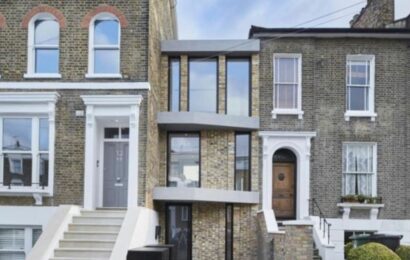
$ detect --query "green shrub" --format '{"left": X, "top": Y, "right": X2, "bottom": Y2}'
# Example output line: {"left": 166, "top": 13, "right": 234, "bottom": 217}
{"left": 396, "top": 245, "right": 410, "bottom": 260}
{"left": 348, "top": 242, "right": 400, "bottom": 260}
{"left": 345, "top": 242, "right": 353, "bottom": 257}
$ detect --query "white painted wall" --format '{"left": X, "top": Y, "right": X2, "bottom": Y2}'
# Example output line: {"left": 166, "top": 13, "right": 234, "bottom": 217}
{"left": 0, "top": 206, "right": 57, "bottom": 229}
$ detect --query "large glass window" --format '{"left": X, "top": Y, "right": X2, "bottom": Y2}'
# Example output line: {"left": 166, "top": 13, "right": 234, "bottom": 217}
{"left": 1, "top": 117, "right": 49, "bottom": 188}
{"left": 189, "top": 58, "right": 218, "bottom": 113}
{"left": 169, "top": 58, "right": 181, "bottom": 112}
{"left": 235, "top": 133, "right": 250, "bottom": 191}
{"left": 166, "top": 205, "right": 192, "bottom": 260}
{"left": 168, "top": 133, "right": 200, "bottom": 188}
{"left": 274, "top": 55, "right": 301, "bottom": 110}
{"left": 227, "top": 58, "right": 250, "bottom": 116}
{"left": 343, "top": 143, "right": 376, "bottom": 196}
{"left": 225, "top": 204, "right": 233, "bottom": 260}
{"left": 0, "top": 227, "right": 42, "bottom": 260}
{"left": 90, "top": 15, "right": 120, "bottom": 75}
{"left": 346, "top": 56, "right": 374, "bottom": 112}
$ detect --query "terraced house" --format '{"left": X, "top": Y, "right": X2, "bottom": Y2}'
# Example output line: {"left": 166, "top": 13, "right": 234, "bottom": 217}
{"left": 0, "top": 0, "right": 410, "bottom": 260}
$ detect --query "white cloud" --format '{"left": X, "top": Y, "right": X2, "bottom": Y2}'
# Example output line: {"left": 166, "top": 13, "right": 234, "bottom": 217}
{"left": 177, "top": 0, "right": 410, "bottom": 40}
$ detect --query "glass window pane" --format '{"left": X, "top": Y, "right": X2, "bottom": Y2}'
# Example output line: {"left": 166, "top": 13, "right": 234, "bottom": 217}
{"left": 189, "top": 59, "right": 217, "bottom": 113}
{"left": 276, "top": 84, "right": 297, "bottom": 109}
{"left": 94, "top": 49, "right": 120, "bottom": 74}
{"left": 39, "top": 154, "right": 49, "bottom": 187}
{"left": 32, "top": 229, "right": 42, "bottom": 247}
{"left": 276, "top": 58, "right": 297, "bottom": 83}
{"left": 169, "top": 58, "right": 180, "bottom": 112}
{"left": 3, "top": 154, "right": 32, "bottom": 186}
{"left": 35, "top": 49, "right": 59, "bottom": 74}
{"left": 349, "top": 62, "right": 368, "bottom": 85}
{"left": 0, "top": 229, "right": 25, "bottom": 250}
{"left": 3, "top": 119, "right": 32, "bottom": 151}
{"left": 348, "top": 86, "right": 368, "bottom": 111}
{"left": 94, "top": 20, "right": 119, "bottom": 45}
{"left": 166, "top": 205, "right": 191, "bottom": 260}
{"left": 39, "top": 119, "right": 49, "bottom": 151}
{"left": 168, "top": 134, "right": 200, "bottom": 187}
{"left": 0, "top": 252, "right": 25, "bottom": 260}
{"left": 225, "top": 204, "right": 233, "bottom": 260}
{"left": 35, "top": 20, "right": 59, "bottom": 45}
{"left": 235, "top": 134, "right": 250, "bottom": 191}
{"left": 104, "top": 128, "right": 119, "bottom": 139}
{"left": 121, "top": 128, "right": 129, "bottom": 139}
{"left": 227, "top": 59, "right": 250, "bottom": 116}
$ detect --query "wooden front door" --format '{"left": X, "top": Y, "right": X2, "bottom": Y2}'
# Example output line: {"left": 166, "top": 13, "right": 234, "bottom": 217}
{"left": 272, "top": 163, "right": 296, "bottom": 219}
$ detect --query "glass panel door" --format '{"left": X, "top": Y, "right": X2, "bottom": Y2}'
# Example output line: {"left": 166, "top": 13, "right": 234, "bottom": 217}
{"left": 166, "top": 204, "right": 192, "bottom": 260}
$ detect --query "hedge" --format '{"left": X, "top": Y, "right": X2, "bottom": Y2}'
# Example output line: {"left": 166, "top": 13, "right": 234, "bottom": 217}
{"left": 348, "top": 242, "right": 400, "bottom": 260}
{"left": 396, "top": 245, "right": 410, "bottom": 260}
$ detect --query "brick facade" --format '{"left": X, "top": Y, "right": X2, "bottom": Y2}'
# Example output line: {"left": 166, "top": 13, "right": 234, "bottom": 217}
{"left": 21, "top": 4, "right": 67, "bottom": 28}
{"left": 350, "top": 0, "right": 395, "bottom": 28}
{"left": 272, "top": 224, "right": 314, "bottom": 260}
{"left": 257, "top": 37, "right": 410, "bottom": 219}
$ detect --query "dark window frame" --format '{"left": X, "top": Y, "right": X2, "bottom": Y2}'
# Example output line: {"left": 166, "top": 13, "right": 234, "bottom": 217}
{"left": 168, "top": 56, "right": 181, "bottom": 112}
{"left": 225, "top": 56, "right": 252, "bottom": 117}
{"left": 225, "top": 203, "right": 234, "bottom": 260}
{"left": 234, "top": 132, "right": 252, "bottom": 191}
{"left": 166, "top": 132, "right": 202, "bottom": 188}
{"left": 165, "top": 203, "right": 193, "bottom": 260}
{"left": 187, "top": 57, "right": 219, "bottom": 113}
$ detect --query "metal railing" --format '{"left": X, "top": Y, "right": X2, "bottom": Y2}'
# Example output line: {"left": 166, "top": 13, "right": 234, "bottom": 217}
{"left": 310, "top": 198, "right": 331, "bottom": 244}
{"left": 0, "top": 182, "right": 47, "bottom": 190}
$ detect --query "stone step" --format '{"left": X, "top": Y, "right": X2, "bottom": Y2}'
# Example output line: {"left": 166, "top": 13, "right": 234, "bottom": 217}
{"left": 68, "top": 223, "right": 121, "bottom": 232}
{"left": 81, "top": 210, "right": 126, "bottom": 218}
{"left": 72, "top": 216, "right": 124, "bottom": 225}
{"left": 54, "top": 248, "right": 111, "bottom": 258}
{"left": 59, "top": 239, "right": 116, "bottom": 249}
{"left": 64, "top": 231, "right": 119, "bottom": 241}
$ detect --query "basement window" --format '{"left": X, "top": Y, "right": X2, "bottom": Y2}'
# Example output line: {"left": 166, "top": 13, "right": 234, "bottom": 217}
{"left": 0, "top": 227, "right": 42, "bottom": 260}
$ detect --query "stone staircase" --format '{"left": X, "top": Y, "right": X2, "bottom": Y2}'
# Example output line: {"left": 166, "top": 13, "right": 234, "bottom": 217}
{"left": 313, "top": 243, "right": 322, "bottom": 260}
{"left": 50, "top": 209, "right": 126, "bottom": 260}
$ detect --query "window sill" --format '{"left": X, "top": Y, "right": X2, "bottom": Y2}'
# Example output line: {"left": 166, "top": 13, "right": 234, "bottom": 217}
{"left": 272, "top": 109, "right": 304, "bottom": 119}
{"left": 0, "top": 186, "right": 51, "bottom": 194}
{"left": 344, "top": 111, "right": 377, "bottom": 121}
{"left": 24, "top": 73, "right": 62, "bottom": 79}
{"left": 85, "top": 73, "right": 123, "bottom": 79}
{"left": 337, "top": 203, "right": 384, "bottom": 220}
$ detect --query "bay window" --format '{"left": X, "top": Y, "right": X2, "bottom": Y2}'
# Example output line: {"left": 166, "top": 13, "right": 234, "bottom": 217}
{"left": 342, "top": 143, "right": 377, "bottom": 196}
{"left": 345, "top": 55, "right": 376, "bottom": 121}
{"left": 1, "top": 117, "right": 49, "bottom": 189}
{"left": 272, "top": 54, "right": 303, "bottom": 119}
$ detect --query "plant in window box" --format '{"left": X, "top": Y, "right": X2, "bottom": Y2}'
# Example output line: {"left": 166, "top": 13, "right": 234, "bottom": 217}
{"left": 341, "top": 195, "right": 359, "bottom": 203}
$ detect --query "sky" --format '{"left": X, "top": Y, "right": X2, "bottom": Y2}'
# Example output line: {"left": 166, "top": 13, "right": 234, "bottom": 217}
{"left": 176, "top": 0, "right": 410, "bottom": 39}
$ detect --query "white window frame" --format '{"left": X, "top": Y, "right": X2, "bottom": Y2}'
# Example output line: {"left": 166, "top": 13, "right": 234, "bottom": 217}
{"left": 0, "top": 226, "right": 42, "bottom": 257}
{"left": 345, "top": 55, "right": 377, "bottom": 121}
{"left": 0, "top": 92, "right": 58, "bottom": 200}
{"left": 86, "top": 12, "right": 122, "bottom": 79}
{"left": 24, "top": 13, "right": 61, "bottom": 79}
{"left": 272, "top": 53, "right": 304, "bottom": 119}
{"left": 342, "top": 142, "right": 377, "bottom": 197}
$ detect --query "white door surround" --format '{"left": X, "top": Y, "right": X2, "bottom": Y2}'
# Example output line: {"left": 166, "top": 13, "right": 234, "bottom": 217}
{"left": 260, "top": 131, "right": 316, "bottom": 220}
{"left": 82, "top": 95, "right": 143, "bottom": 209}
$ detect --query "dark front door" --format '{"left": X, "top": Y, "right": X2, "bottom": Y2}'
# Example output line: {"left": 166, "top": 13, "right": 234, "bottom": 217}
{"left": 103, "top": 142, "right": 129, "bottom": 207}
{"left": 272, "top": 163, "right": 296, "bottom": 219}
{"left": 166, "top": 204, "right": 192, "bottom": 260}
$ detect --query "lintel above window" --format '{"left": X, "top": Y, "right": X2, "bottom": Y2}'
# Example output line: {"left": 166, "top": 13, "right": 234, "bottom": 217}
{"left": 272, "top": 53, "right": 303, "bottom": 119}
{"left": 345, "top": 55, "right": 377, "bottom": 121}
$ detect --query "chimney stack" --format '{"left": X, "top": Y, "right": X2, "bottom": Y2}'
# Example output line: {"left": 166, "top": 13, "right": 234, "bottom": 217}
{"left": 350, "top": 0, "right": 395, "bottom": 28}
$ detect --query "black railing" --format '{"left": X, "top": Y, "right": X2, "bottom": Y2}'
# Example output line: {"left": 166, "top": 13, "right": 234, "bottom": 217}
{"left": 310, "top": 198, "right": 331, "bottom": 244}
{"left": 0, "top": 182, "right": 47, "bottom": 190}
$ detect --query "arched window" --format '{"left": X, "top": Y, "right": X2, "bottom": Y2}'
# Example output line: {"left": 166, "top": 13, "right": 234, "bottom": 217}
{"left": 26, "top": 13, "right": 60, "bottom": 77}
{"left": 87, "top": 13, "right": 121, "bottom": 77}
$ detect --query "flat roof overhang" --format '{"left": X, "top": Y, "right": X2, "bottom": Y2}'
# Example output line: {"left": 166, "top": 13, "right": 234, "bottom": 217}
{"left": 153, "top": 187, "right": 259, "bottom": 204}
{"left": 157, "top": 112, "right": 259, "bottom": 131}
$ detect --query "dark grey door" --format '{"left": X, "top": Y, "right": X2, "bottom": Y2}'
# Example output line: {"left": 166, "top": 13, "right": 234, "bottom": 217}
{"left": 166, "top": 204, "right": 192, "bottom": 260}
{"left": 103, "top": 142, "right": 129, "bottom": 207}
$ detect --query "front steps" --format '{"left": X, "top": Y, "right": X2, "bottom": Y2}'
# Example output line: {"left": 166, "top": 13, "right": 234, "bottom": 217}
{"left": 50, "top": 209, "right": 126, "bottom": 260}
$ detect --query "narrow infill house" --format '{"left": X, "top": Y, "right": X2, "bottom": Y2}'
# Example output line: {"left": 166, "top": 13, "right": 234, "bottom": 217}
{"left": 251, "top": 0, "right": 410, "bottom": 259}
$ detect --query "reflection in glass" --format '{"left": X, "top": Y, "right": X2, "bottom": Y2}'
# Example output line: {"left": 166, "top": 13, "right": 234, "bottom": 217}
{"left": 227, "top": 59, "right": 250, "bottom": 116}
{"left": 94, "top": 20, "right": 119, "bottom": 45}
{"left": 169, "top": 58, "right": 180, "bottom": 112}
{"left": 235, "top": 134, "right": 250, "bottom": 191}
{"left": 39, "top": 154, "right": 49, "bottom": 187}
{"left": 35, "top": 49, "right": 59, "bottom": 74}
{"left": 39, "top": 119, "right": 49, "bottom": 151}
{"left": 189, "top": 58, "right": 217, "bottom": 113}
{"left": 35, "top": 20, "right": 59, "bottom": 45}
{"left": 3, "top": 154, "right": 32, "bottom": 186}
{"left": 168, "top": 134, "right": 200, "bottom": 187}
{"left": 347, "top": 60, "right": 371, "bottom": 111}
{"left": 104, "top": 128, "right": 119, "bottom": 139}
{"left": 121, "top": 128, "right": 129, "bottom": 139}
{"left": 167, "top": 205, "right": 191, "bottom": 260}
{"left": 3, "top": 119, "right": 32, "bottom": 151}
{"left": 34, "top": 20, "right": 59, "bottom": 74}
{"left": 94, "top": 49, "right": 120, "bottom": 74}
{"left": 225, "top": 204, "right": 233, "bottom": 260}
{"left": 274, "top": 57, "right": 299, "bottom": 109}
